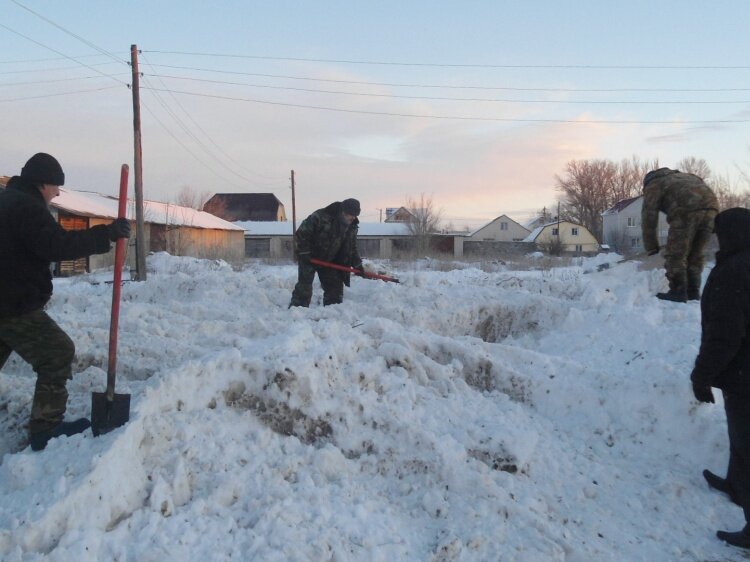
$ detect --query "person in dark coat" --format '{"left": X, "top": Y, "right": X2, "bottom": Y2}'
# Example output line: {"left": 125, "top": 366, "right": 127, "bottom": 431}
{"left": 641, "top": 168, "right": 718, "bottom": 302}
{"left": 0, "top": 153, "right": 131, "bottom": 451}
{"left": 289, "top": 198, "right": 364, "bottom": 307}
{"left": 689, "top": 207, "right": 750, "bottom": 548}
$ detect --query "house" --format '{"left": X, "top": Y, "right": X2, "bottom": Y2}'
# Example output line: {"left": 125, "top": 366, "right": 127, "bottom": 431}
{"left": 203, "top": 193, "right": 286, "bottom": 222}
{"left": 384, "top": 207, "right": 415, "bottom": 223}
{"left": 454, "top": 215, "right": 533, "bottom": 258}
{"left": 237, "top": 221, "right": 415, "bottom": 260}
{"left": 601, "top": 195, "right": 668, "bottom": 255}
{"left": 0, "top": 177, "right": 245, "bottom": 274}
{"left": 524, "top": 220, "right": 600, "bottom": 255}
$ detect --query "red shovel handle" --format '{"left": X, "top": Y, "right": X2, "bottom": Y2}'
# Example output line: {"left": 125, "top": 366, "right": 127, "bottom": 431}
{"left": 107, "top": 164, "right": 129, "bottom": 399}
{"left": 309, "top": 257, "right": 400, "bottom": 283}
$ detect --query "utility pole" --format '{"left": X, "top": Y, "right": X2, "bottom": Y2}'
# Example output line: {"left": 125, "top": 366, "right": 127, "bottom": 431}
{"left": 290, "top": 170, "right": 297, "bottom": 257}
{"left": 377, "top": 208, "right": 383, "bottom": 222}
{"left": 130, "top": 44, "right": 147, "bottom": 280}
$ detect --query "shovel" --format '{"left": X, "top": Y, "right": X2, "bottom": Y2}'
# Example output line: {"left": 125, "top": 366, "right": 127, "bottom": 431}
{"left": 309, "top": 257, "right": 400, "bottom": 283}
{"left": 92, "top": 164, "right": 131, "bottom": 436}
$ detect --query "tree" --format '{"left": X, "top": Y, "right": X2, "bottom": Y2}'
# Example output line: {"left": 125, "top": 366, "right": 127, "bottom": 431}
{"left": 175, "top": 185, "right": 212, "bottom": 210}
{"left": 676, "top": 156, "right": 711, "bottom": 180}
{"left": 555, "top": 156, "right": 657, "bottom": 241}
{"left": 404, "top": 193, "right": 442, "bottom": 256}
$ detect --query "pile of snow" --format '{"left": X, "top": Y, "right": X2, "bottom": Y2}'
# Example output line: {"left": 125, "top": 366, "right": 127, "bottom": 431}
{"left": 0, "top": 252, "right": 744, "bottom": 561}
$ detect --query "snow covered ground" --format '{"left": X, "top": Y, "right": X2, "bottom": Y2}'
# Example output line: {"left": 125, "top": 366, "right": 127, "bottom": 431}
{"left": 0, "top": 252, "right": 746, "bottom": 561}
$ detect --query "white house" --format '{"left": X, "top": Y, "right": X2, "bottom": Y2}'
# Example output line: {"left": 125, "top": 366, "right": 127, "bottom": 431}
{"left": 601, "top": 196, "right": 668, "bottom": 255}
{"left": 524, "top": 220, "right": 600, "bottom": 255}
{"left": 454, "top": 215, "right": 532, "bottom": 258}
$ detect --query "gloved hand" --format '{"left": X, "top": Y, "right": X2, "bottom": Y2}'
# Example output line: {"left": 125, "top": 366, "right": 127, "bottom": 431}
{"left": 647, "top": 247, "right": 660, "bottom": 256}
{"left": 353, "top": 263, "right": 365, "bottom": 276}
{"left": 107, "top": 218, "right": 131, "bottom": 241}
{"left": 692, "top": 383, "right": 715, "bottom": 404}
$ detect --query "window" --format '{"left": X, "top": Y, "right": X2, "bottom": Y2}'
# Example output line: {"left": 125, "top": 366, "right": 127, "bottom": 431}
{"left": 357, "top": 238, "right": 381, "bottom": 257}
{"left": 631, "top": 237, "right": 641, "bottom": 248}
{"left": 571, "top": 227, "right": 579, "bottom": 236}
{"left": 245, "top": 238, "right": 271, "bottom": 258}
{"left": 500, "top": 222, "right": 508, "bottom": 230}
{"left": 627, "top": 217, "right": 636, "bottom": 227}
{"left": 551, "top": 228, "right": 559, "bottom": 236}
{"left": 575, "top": 244, "right": 583, "bottom": 253}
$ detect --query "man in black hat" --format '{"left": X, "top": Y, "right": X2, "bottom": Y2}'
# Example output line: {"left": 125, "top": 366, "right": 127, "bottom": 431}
{"left": 289, "top": 198, "right": 364, "bottom": 307}
{"left": 0, "top": 153, "right": 131, "bottom": 451}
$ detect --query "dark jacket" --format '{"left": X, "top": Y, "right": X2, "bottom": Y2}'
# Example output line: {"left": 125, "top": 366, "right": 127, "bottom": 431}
{"left": 641, "top": 168, "right": 718, "bottom": 253}
{"left": 0, "top": 176, "right": 112, "bottom": 318}
{"left": 690, "top": 208, "right": 750, "bottom": 394}
{"left": 295, "top": 201, "right": 362, "bottom": 267}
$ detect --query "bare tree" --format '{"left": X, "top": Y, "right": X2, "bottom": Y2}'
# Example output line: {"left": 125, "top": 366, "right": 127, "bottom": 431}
{"left": 404, "top": 193, "right": 442, "bottom": 256}
{"left": 676, "top": 156, "right": 711, "bottom": 180}
{"left": 711, "top": 173, "right": 750, "bottom": 210}
{"left": 175, "top": 185, "right": 212, "bottom": 210}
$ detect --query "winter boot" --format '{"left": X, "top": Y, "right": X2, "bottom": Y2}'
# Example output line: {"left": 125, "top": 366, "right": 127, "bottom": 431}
{"left": 703, "top": 470, "right": 741, "bottom": 505}
{"left": 30, "top": 417, "right": 91, "bottom": 451}
{"left": 656, "top": 288, "right": 688, "bottom": 303}
{"left": 687, "top": 272, "right": 702, "bottom": 301}
{"left": 717, "top": 525, "right": 750, "bottom": 549}
{"left": 687, "top": 289, "right": 701, "bottom": 301}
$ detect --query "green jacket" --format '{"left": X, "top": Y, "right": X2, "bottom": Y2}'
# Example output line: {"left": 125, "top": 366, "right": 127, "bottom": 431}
{"left": 295, "top": 201, "right": 362, "bottom": 268}
{"left": 641, "top": 168, "right": 718, "bottom": 253}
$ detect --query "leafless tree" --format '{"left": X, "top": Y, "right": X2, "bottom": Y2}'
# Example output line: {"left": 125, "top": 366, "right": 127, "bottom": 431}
{"left": 404, "top": 193, "right": 442, "bottom": 256}
{"left": 711, "top": 173, "right": 750, "bottom": 210}
{"left": 676, "top": 156, "right": 711, "bottom": 180}
{"left": 175, "top": 185, "right": 212, "bottom": 210}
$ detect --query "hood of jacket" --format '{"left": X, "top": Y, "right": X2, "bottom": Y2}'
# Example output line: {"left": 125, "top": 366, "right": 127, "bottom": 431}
{"left": 715, "top": 207, "right": 750, "bottom": 261}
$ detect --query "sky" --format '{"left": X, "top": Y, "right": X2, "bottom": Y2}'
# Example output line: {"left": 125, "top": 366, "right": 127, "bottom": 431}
{"left": 2, "top": 0, "right": 750, "bottom": 228}
{"left": 2, "top": 251, "right": 749, "bottom": 560}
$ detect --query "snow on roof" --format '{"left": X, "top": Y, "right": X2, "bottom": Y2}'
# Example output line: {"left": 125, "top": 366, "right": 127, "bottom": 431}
{"left": 52, "top": 188, "right": 244, "bottom": 231}
{"left": 237, "top": 221, "right": 412, "bottom": 236}
{"left": 602, "top": 196, "right": 642, "bottom": 216}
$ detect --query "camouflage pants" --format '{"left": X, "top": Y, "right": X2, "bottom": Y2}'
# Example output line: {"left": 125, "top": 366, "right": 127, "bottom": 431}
{"left": 664, "top": 209, "right": 717, "bottom": 293}
{"left": 289, "top": 262, "right": 344, "bottom": 307}
{"left": 0, "top": 309, "right": 75, "bottom": 433}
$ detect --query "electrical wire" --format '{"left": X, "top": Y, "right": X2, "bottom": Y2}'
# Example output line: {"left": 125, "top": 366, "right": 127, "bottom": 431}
{"left": 0, "top": 73, "right": 130, "bottom": 87}
{"left": 143, "top": 63, "right": 750, "bottom": 93}
{"left": 0, "top": 85, "right": 121, "bottom": 102}
{"left": 144, "top": 72, "right": 750, "bottom": 105}
{"left": 140, "top": 86, "right": 750, "bottom": 125}
{"left": 142, "top": 50, "right": 750, "bottom": 70}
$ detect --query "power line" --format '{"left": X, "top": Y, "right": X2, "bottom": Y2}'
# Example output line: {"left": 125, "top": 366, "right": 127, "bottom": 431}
{"left": 142, "top": 50, "right": 750, "bottom": 70}
{"left": 10, "top": 0, "right": 127, "bottom": 66}
{"left": 140, "top": 86, "right": 750, "bottom": 125}
{"left": 0, "top": 62, "right": 122, "bottom": 75}
{"left": 0, "top": 53, "right": 120, "bottom": 64}
{"left": 0, "top": 23, "right": 128, "bottom": 85}
{"left": 145, "top": 63, "right": 750, "bottom": 93}
{"left": 0, "top": 85, "right": 121, "bottom": 102}
{"left": 0, "top": 73, "right": 130, "bottom": 87}
{"left": 144, "top": 72, "right": 750, "bottom": 105}
{"left": 139, "top": 53, "right": 280, "bottom": 183}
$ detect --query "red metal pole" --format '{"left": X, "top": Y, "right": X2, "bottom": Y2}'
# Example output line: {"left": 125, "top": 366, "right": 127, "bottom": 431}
{"left": 107, "top": 164, "right": 129, "bottom": 400}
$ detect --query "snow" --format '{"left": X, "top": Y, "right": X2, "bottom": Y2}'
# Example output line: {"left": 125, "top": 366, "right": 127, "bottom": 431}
{"left": 52, "top": 189, "right": 243, "bottom": 231}
{"left": 0, "top": 251, "right": 745, "bottom": 561}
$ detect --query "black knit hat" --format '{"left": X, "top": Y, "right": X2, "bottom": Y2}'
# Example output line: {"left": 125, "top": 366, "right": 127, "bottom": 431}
{"left": 21, "top": 153, "right": 65, "bottom": 186}
{"left": 342, "top": 198, "right": 361, "bottom": 216}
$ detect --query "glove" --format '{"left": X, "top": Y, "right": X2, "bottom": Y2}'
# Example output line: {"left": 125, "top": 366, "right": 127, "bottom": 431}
{"left": 646, "top": 247, "right": 660, "bottom": 256}
{"left": 107, "top": 218, "right": 131, "bottom": 241}
{"left": 353, "top": 263, "right": 365, "bottom": 276}
{"left": 692, "top": 383, "right": 715, "bottom": 404}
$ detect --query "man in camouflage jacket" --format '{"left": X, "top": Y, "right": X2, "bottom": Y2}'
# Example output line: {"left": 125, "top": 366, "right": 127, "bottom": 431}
{"left": 0, "top": 153, "right": 131, "bottom": 451}
{"left": 641, "top": 167, "right": 718, "bottom": 302}
{"left": 289, "top": 198, "right": 364, "bottom": 307}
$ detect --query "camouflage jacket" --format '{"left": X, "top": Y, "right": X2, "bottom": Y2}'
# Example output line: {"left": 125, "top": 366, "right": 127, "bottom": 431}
{"left": 641, "top": 168, "right": 718, "bottom": 252}
{"left": 295, "top": 201, "right": 362, "bottom": 267}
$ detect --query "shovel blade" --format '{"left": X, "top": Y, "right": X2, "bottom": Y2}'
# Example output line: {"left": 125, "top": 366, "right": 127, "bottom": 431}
{"left": 91, "top": 392, "right": 131, "bottom": 436}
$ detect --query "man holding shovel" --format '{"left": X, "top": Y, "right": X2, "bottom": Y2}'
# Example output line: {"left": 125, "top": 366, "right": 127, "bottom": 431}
{"left": 0, "top": 153, "right": 131, "bottom": 451}
{"left": 641, "top": 167, "right": 718, "bottom": 302}
{"left": 290, "top": 198, "right": 364, "bottom": 307}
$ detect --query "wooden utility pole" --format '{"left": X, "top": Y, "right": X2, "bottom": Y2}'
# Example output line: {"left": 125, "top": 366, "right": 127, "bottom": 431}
{"left": 130, "top": 44, "right": 147, "bottom": 280}
{"left": 290, "top": 170, "right": 297, "bottom": 233}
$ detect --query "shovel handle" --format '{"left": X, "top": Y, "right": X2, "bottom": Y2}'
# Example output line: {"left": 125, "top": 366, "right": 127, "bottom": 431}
{"left": 309, "top": 258, "right": 400, "bottom": 283}
{"left": 107, "top": 164, "right": 129, "bottom": 399}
